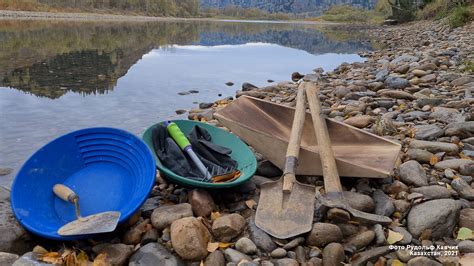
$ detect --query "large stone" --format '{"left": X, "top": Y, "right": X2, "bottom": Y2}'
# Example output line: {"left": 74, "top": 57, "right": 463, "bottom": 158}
{"left": 459, "top": 208, "right": 474, "bottom": 230}
{"left": 344, "top": 115, "right": 373, "bottom": 128}
{"left": 407, "top": 199, "right": 460, "bottom": 239}
{"left": 434, "top": 159, "right": 473, "bottom": 170}
{"left": 151, "top": 203, "right": 193, "bottom": 230}
{"left": 373, "top": 190, "right": 395, "bottom": 217}
{"left": 129, "top": 242, "right": 183, "bottom": 266}
{"left": 451, "top": 178, "right": 474, "bottom": 200}
{"left": 344, "top": 231, "right": 375, "bottom": 251}
{"left": 391, "top": 55, "right": 419, "bottom": 64}
{"left": 322, "top": 243, "right": 345, "bottom": 266}
{"left": 414, "top": 125, "right": 444, "bottom": 140}
{"left": 204, "top": 250, "right": 225, "bottom": 266}
{"left": 398, "top": 160, "right": 428, "bottom": 187}
{"left": 0, "top": 198, "right": 29, "bottom": 253}
{"left": 223, "top": 248, "right": 251, "bottom": 263}
{"left": 247, "top": 216, "right": 277, "bottom": 252}
{"left": 170, "top": 217, "right": 209, "bottom": 261}
{"left": 406, "top": 149, "right": 434, "bottom": 164}
{"left": 0, "top": 252, "right": 19, "bottom": 265}
{"left": 212, "top": 213, "right": 245, "bottom": 242}
{"left": 93, "top": 243, "right": 133, "bottom": 265}
{"left": 411, "top": 186, "right": 455, "bottom": 200}
{"left": 445, "top": 121, "right": 474, "bottom": 138}
{"left": 430, "top": 107, "right": 465, "bottom": 123}
{"left": 342, "top": 191, "right": 375, "bottom": 212}
{"left": 409, "top": 139, "right": 459, "bottom": 154}
{"left": 306, "top": 223, "right": 343, "bottom": 247}
{"left": 188, "top": 189, "right": 215, "bottom": 217}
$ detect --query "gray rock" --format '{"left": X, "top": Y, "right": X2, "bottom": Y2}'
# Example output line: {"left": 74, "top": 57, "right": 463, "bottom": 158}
{"left": 391, "top": 55, "right": 419, "bottom": 64}
{"left": 459, "top": 240, "right": 474, "bottom": 253}
{"left": 188, "top": 189, "right": 215, "bottom": 217}
{"left": 349, "top": 246, "right": 391, "bottom": 266}
{"left": 93, "top": 243, "right": 133, "bottom": 265}
{"left": 306, "top": 223, "right": 343, "bottom": 247}
{"left": 141, "top": 228, "right": 158, "bottom": 245}
{"left": 393, "top": 200, "right": 411, "bottom": 215}
{"left": 398, "top": 160, "right": 428, "bottom": 187}
{"left": 460, "top": 163, "right": 474, "bottom": 176}
{"left": 274, "top": 258, "right": 298, "bottom": 266}
{"left": 459, "top": 208, "right": 474, "bottom": 230}
{"left": 0, "top": 252, "right": 19, "bottom": 265}
{"left": 0, "top": 197, "right": 29, "bottom": 253}
{"left": 380, "top": 89, "right": 415, "bottom": 99}
{"left": 212, "top": 213, "right": 245, "bottom": 242}
{"left": 435, "top": 159, "right": 473, "bottom": 170}
{"left": 247, "top": 216, "right": 277, "bottom": 252}
{"left": 375, "top": 69, "right": 389, "bottom": 82}
{"left": 419, "top": 74, "right": 437, "bottom": 83}
{"left": 396, "top": 249, "right": 413, "bottom": 262}
{"left": 384, "top": 77, "right": 409, "bottom": 89}
{"left": 373, "top": 224, "right": 386, "bottom": 245}
{"left": 409, "top": 139, "right": 459, "bottom": 154}
{"left": 199, "top": 102, "right": 214, "bottom": 109}
{"left": 407, "top": 199, "right": 460, "bottom": 239}
{"left": 406, "top": 149, "right": 434, "bottom": 164}
{"left": 430, "top": 107, "right": 465, "bottom": 123}
{"left": 223, "top": 248, "right": 251, "bottom": 263}
{"left": 407, "top": 256, "right": 442, "bottom": 266}
{"left": 322, "top": 243, "right": 345, "bottom": 266}
{"left": 282, "top": 237, "right": 305, "bottom": 250}
{"left": 414, "top": 125, "right": 444, "bottom": 140}
{"left": 235, "top": 237, "right": 257, "bottom": 254}
{"left": 451, "top": 178, "right": 474, "bottom": 200}
{"left": 451, "top": 76, "right": 473, "bottom": 86}
{"left": 416, "top": 98, "right": 443, "bottom": 107}
{"left": 171, "top": 217, "right": 210, "bottom": 261}
{"left": 344, "top": 230, "right": 375, "bottom": 251}
{"left": 411, "top": 186, "right": 455, "bottom": 199}
{"left": 151, "top": 203, "right": 193, "bottom": 230}
{"left": 445, "top": 121, "right": 474, "bottom": 138}
{"left": 271, "top": 248, "right": 287, "bottom": 258}
{"left": 205, "top": 250, "right": 225, "bottom": 266}
{"left": 334, "top": 86, "right": 350, "bottom": 98}
{"left": 342, "top": 191, "right": 375, "bottom": 212}
{"left": 392, "top": 227, "right": 412, "bottom": 245}
{"left": 242, "top": 82, "right": 258, "bottom": 91}
{"left": 129, "top": 243, "right": 184, "bottom": 266}
{"left": 373, "top": 190, "right": 395, "bottom": 217}
{"left": 12, "top": 252, "right": 49, "bottom": 266}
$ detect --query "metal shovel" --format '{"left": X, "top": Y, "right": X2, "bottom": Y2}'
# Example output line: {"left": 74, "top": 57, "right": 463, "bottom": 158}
{"left": 53, "top": 184, "right": 121, "bottom": 236}
{"left": 255, "top": 82, "right": 317, "bottom": 239}
{"left": 305, "top": 82, "right": 392, "bottom": 225}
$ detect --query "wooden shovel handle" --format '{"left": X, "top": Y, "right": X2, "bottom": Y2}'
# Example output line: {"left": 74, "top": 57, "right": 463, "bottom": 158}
{"left": 53, "top": 184, "right": 78, "bottom": 204}
{"left": 283, "top": 82, "right": 307, "bottom": 192}
{"left": 305, "top": 83, "right": 343, "bottom": 193}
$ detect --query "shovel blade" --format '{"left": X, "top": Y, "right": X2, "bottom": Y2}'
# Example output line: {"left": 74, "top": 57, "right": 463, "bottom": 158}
{"left": 256, "top": 179, "right": 316, "bottom": 239}
{"left": 58, "top": 211, "right": 121, "bottom": 236}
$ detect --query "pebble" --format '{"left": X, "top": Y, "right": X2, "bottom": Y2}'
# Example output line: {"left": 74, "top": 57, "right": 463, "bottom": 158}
{"left": 406, "top": 148, "right": 434, "bottom": 164}
{"left": 344, "top": 230, "right": 375, "bottom": 252}
{"left": 343, "top": 115, "right": 373, "bottom": 128}
{"left": 409, "top": 139, "right": 459, "bottom": 154}
{"left": 93, "top": 243, "right": 133, "bottom": 265}
{"left": 274, "top": 258, "right": 298, "bottom": 266}
{"left": 170, "top": 217, "right": 210, "bottom": 260}
{"left": 407, "top": 199, "right": 460, "bottom": 239}
{"left": 129, "top": 242, "right": 183, "bottom": 265}
{"left": 306, "top": 223, "right": 343, "bottom": 247}
{"left": 459, "top": 208, "right": 474, "bottom": 230}
{"left": 451, "top": 178, "right": 474, "bottom": 200}
{"left": 322, "top": 243, "right": 345, "bottom": 266}
{"left": 188, "top": 189, "right": 215, "bottom": 217}
{"left": 282, "top": 237, "right": 305, "bottom": 250}
{"left": 435, "top": 159, "right": 473, "bottom": 170}
{"left": 392, "top": 227, "right": 412, "bottom": 245}
{"left": 151, "top": 203, "right": 193, "bottom": 230}
{"left": 271, "top": 248, "right": 287, "bottom": 258}
{"left": 373, "top": 189, "right": 395, "bottom": 217}
{"left": 327, "top": 208, "right": 351, "bottom": 223}
{"left": 0, "top": 252, "right": 19, "bottom": 265}
{"left": 343, "top": 191, "right": 375, "bottom": 212}
{"left": 235, "top": 237, "right": 258, "bottom": 254}
{"left": 398, "top": 160, "right": 428, "bottom": 187}
{"left": 414, "top": 124, "right": 444, "bottom": 140}
{"left": 384, "top": 77, "right": 409, "bottom": 89}
{"left": 407, "top": 256, "right": 442, "bottom": 266}
{"left": 411, "top": 185, "right": 455, "bottom": 199}
{"left": 349, "top": 246, "right": 391, "bottom": 265}
{"left": 212, "top": 213, "right": 245, "bottom": 242}
{"left": 458, "top": 240, "right": 474, "bottom": 253}
{"left": 223, "top": 248, "right": 251, "bottom": 263}
{"left": 205, "top": 250, "right": 225, "bottom": 266}
{"left": 373, "top": 224, "right": 386, "bottom": 245}
{"left": 247, "top": 216, "right": 277, "bottom": 252}
{"left": 430, "top": 107, "right": 465, "bottom": 124}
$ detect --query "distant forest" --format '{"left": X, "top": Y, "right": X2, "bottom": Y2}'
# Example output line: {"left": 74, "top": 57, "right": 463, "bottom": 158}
{"left": 0, "top": 0, "right": 200, "bottom": 17}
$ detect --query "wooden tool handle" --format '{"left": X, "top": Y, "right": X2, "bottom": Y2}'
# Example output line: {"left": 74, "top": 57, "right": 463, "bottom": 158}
{"left": 283, "top": 83, "right": 307, "bottom": 192}
{"left": 53, "top": 184, "right": 78, "bottom": 203}
{"left": 305, "top": 82, "right": 343, "bottom": 193}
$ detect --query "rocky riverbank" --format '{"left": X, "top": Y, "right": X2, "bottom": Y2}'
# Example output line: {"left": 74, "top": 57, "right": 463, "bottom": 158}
{"left": 1, "top": 19, "right": 473, "bottom": 265}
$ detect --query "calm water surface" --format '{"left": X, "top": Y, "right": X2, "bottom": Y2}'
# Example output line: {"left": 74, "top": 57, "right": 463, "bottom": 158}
{"left": 0, "top": 19, "right": 372, "bottom": 186}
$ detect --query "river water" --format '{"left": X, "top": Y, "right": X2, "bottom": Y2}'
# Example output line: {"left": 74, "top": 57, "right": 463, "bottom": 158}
{"left": 0, "top": 19, "right": 373, "bottom": 186}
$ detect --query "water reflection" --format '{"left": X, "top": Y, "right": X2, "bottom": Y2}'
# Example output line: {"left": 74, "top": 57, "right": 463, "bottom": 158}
{"left": 0, "top": 20, "right": 371, "bottom": 98}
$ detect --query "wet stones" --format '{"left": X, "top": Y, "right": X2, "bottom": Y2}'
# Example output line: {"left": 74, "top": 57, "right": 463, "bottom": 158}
{"left": 151, "top": 203, "right": 193, "bottom": 230}
{"left": 398, "top": 160, "right": 428, "bottom": 187}
{"left": 407, "top": 199, "right": 460, "bottom": 239}
{"left": 384, "top": 77, "right": 409, "bottom": 89}
{"left": 413, "top": 124, "right": 444, "bottom": 140}
{"left": 170, "top": 217, "right": 210, "bottom": 261}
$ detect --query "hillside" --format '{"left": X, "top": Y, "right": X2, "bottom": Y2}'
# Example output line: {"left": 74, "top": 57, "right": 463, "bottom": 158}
{"left": 200, "top": 0, "right": 377, "bottom": 15}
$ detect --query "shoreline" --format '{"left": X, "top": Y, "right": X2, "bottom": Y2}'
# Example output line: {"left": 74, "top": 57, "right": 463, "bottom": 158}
{"left": 0, "top": 9, "right": 340, "bottom": 25}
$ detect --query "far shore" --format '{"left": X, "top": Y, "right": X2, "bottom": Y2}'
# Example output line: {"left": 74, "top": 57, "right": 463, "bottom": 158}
{"left": 0, "top": 9, "right": 341, "bottom": 25}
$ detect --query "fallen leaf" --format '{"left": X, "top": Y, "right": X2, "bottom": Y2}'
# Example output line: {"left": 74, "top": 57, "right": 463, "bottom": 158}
{"left": 391, "top": 259, "right": 404, "bottom": 266}
{"left": 93, "top": 253, "right": 108, "bottom": 266}
{"left": 387, "top": 230, "right": 404, "bottom": 244}
{"left": 38, "top": 252, "right": 63, "bottom": 264}
{"left": 207, "top": 242, "right": 219, "bottom": 252}
{"left": 32, "top": 245, "right": 48, "bottom": 255}
{"left": 211, "top": 211, "right": 221, "bottom": 221}
{"left": 429, "top": 155, "right": 438, "bottom": 165}
{"left": 393, "top": 211, "right": 402, "bottom": 219}
{"left": 218, "top": 242, "right": 232, "bottom": 249}
{"left": 76, "top": 250, "right": 90, "bottom": 266}
{"left": 245, "top": 199, "right": 257, "bottom": 209}
{"left": 457, "top": 227, "right": 474, "bottom": 240}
